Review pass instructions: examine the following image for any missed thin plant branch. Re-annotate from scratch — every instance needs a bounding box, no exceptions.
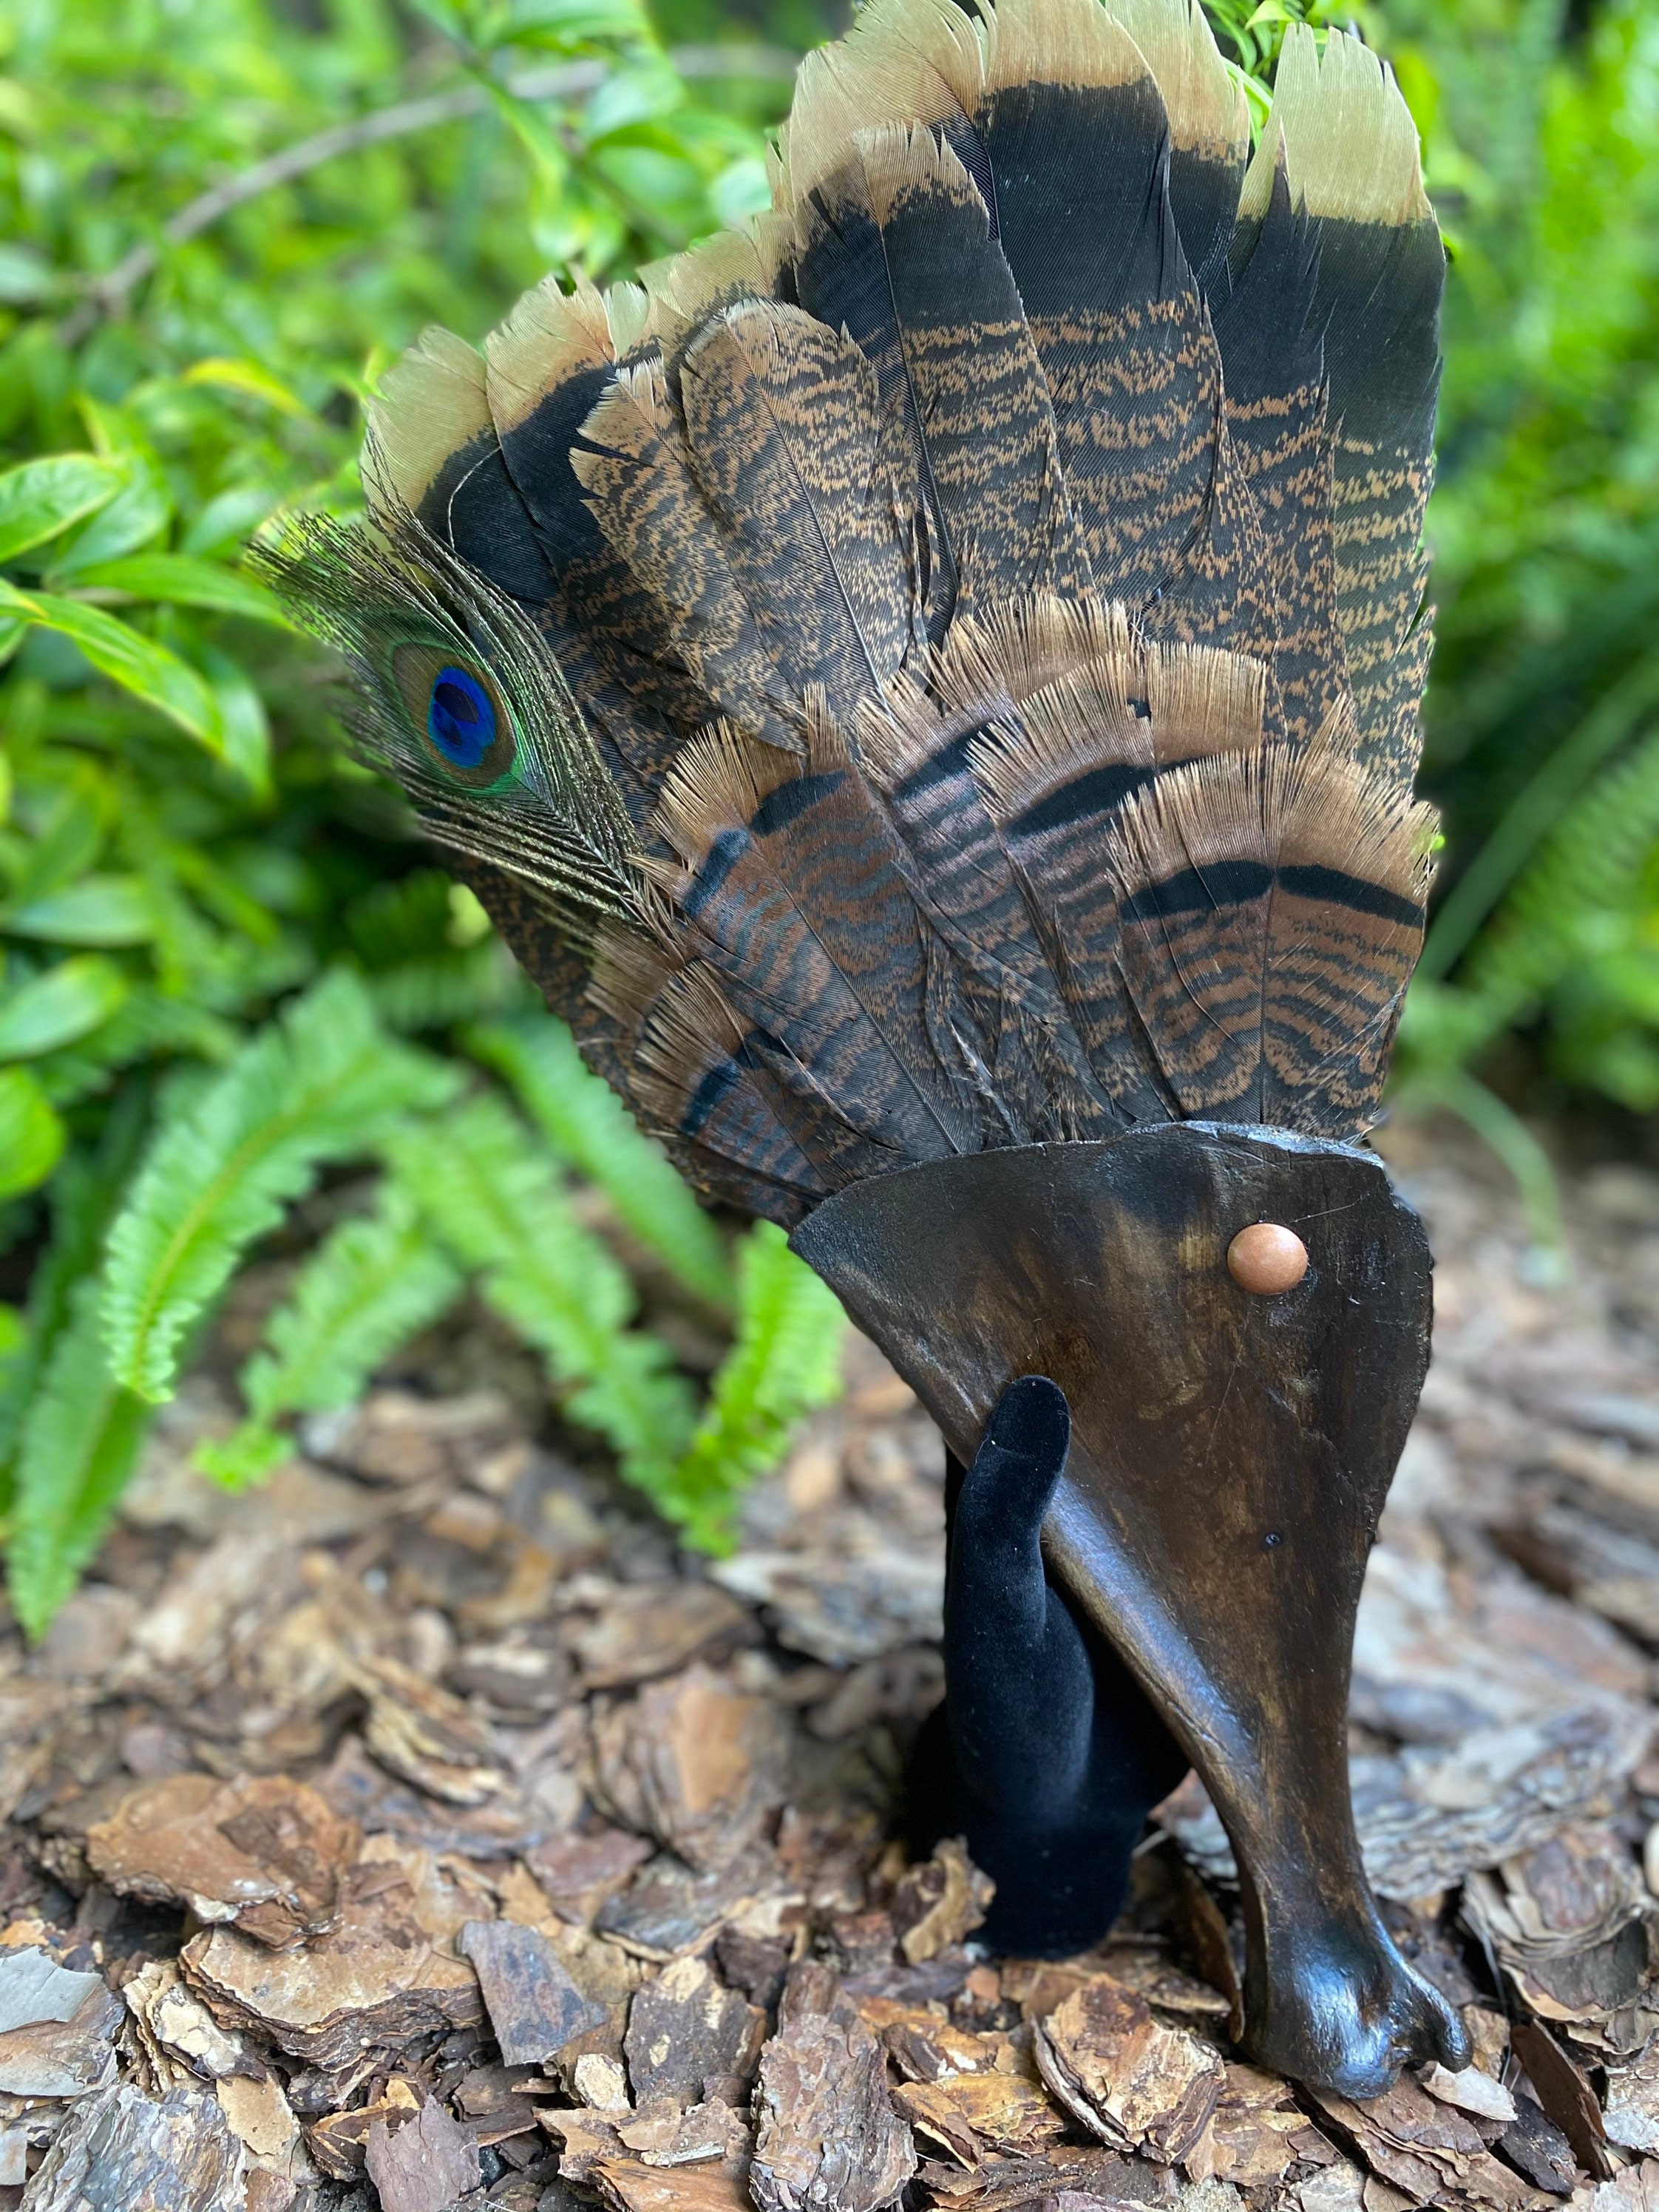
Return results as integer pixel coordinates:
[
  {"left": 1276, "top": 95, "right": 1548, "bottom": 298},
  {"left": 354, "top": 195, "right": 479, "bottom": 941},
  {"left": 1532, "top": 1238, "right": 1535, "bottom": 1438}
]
[{"left": 61, "top": 43, "right": 797, "bottom": 344}]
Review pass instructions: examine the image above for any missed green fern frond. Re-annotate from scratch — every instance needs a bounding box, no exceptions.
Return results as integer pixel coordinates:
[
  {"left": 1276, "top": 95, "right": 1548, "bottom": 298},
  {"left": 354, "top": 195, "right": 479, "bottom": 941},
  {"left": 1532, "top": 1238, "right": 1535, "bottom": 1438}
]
[
  {"left": 466, "top": 1014, "right": 733, "bottom": 1313},
  {"left": 385, "top": 1093, "right": 697, "bottom": 1497},
  {"left": 200, "top": 1184, "right": 463, "bottom": 1487},
  {"left": 1397, "top": 727, "right": 1659, "bottom": 1260},
  {"left": 657, "top": 1221, "right": 846, "bottom": 1555},
  {"left": 1459, "top": 722, "right": 1659, "bottom": 1044},
  {"left": 0, "top": 1082, "right": 152, "bottom": 1497},
  {"left": 345, "top": 869, "right": 458, "bottom": 966},
  {"left": 101, "top": 970, "right": 457, "bottom": 1403},
  {"left": 365, "top": 944, "right": 526, "bottom": 1034},
  {"left": 5, "top": 1278, "right": 153, "bottom": 1641}
]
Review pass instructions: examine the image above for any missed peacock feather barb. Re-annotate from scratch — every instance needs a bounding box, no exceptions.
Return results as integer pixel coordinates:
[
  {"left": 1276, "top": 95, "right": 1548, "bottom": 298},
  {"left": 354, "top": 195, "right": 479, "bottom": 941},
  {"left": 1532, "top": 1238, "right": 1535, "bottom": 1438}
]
[{"left": 263, "top": 0, "right": 1459, "bottom": 2096}]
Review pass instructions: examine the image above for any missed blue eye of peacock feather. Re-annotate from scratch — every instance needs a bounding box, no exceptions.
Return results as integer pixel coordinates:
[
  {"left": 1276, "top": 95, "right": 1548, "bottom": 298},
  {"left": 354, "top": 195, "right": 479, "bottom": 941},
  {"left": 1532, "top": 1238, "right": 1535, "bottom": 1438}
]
[{"left": 427, "top": 665, "right": 496, "bottom": 769}]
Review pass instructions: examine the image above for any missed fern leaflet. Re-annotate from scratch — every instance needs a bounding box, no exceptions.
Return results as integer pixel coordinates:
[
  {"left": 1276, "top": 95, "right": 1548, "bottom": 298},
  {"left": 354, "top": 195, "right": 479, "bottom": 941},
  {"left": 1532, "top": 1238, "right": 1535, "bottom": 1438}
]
[
  {"left": 6, "top": 1278, "right": 153, "bottom": 1641},
  {"left": 385, "top": 1094, "right": 696, "bottom": 1498},
  {"left": 658, "top": 1222, "right": 846, "bottom": 1554},
  {"left": 1461, "top": 722, "right": 1659, "bottom": 1031},
  {"left": 200, "top": 1184, "right": 463, "bottom": 1487},
  {"left": 467, "top": 1015, "right": 733, "bottom": 1314},
  {"left": 0, "top": 1082, "right": 152, "bottom": 1499},
  {"left": 101, "top": 970, "right": 457, "bottom": 1402}
]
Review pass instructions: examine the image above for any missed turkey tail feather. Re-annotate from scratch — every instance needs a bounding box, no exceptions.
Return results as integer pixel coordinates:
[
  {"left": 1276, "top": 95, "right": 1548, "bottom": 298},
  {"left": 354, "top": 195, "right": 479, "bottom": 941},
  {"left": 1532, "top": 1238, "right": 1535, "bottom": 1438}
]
[
  {"left": 793, "top": 123, "right": 1091, "bottom": 622},
  {"left": 1237, "top": 27, "right": 1443, "bottom": 784}
]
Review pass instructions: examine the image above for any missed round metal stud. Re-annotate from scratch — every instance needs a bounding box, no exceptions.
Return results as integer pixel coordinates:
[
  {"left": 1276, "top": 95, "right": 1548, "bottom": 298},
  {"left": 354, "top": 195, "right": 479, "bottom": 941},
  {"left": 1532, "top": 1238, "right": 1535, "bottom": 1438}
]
[{"left": 1227, "top": 1222, "right": 1309, "bottom": 1296}]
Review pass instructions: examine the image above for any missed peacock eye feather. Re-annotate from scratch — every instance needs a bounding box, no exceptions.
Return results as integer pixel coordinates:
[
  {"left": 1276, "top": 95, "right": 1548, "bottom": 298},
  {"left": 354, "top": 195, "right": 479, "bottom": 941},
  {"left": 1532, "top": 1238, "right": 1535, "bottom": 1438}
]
[
  {"left": 429, "top": 665, "right": 495, "bottom": 766},
  {"left": 390, "top": 643, "right": 520, "bottom": 790}
]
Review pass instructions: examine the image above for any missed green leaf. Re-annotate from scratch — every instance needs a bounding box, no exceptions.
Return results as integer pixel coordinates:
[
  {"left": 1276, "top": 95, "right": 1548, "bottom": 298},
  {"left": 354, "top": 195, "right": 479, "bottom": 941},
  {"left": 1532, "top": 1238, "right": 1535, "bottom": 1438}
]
[
  {"left": 200, "top": 642, "right": 273, "bottom": 793},
  {"left": 180, "top": 359, "right": 309, "bottom": 418},
  {"left": 4, "top": 764, "right": 109, "bottom": 909},
  {"left": 367, "top": 947, "right": 520, "bottom": 1032},
  {"left": 33, "top": 988, "right": 241, "bottom": 1110},
  {"left": 479, "top": 76, "right": 571, "bottom": 188},
  {"left": 101, "top": 970, "right": 457, "bottom": 1404},
  {"left": 0, "top": 1067, "right": 64, "bottom": 1199},
  {"left": 0, "top": 245, "right": 52, "bottom": 305},
  {"left": 710, "top": 155, "right": 771, "bottom": 225},
  {"left": 47, "top": 445, "right": 171, "bottom": 574},
  {"left": 0, "top": 954, "right": 128, "bottom": 1058},
  {"left": 387, "top": 1093, "right": 696, "bottom": 1490},
  {"left": 0, "top": 579, "right": 225, "bottom": 753},
  {"left": 512, "top": 0, "right": 649, "bottom": 39},
  {"left": 4, "top": 875, "right": 155, "bottom": 946},
  {"left": 658, "top": 1222, "right": 844, "bottom": 1553},
  {"left": 0, "top": 1081, "right": 153, "bottom": 1487},
  {"left": 181, "top": 487, "right": 280, "bottom": 560},
  {"left": 67, "top": 554, "right": 289, "bottom": 626},
  {"left": 5, "top": 1278, "right": 153, "bottom": 1641},
  {"left": 201, "top": 1186, "right": 461, "bottom": 1487},
  {"left": 0, "top": 455, "right": 122, "bottom": 564},
  {"left": 467, "top": 1014, "right": 733, "bottom": 1312}
]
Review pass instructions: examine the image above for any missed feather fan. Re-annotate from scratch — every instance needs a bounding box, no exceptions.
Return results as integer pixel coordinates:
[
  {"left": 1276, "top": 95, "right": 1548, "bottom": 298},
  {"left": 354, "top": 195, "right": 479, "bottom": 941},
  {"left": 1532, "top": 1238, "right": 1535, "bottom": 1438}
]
[{"left": 261, "top": 2, "right": 1442, "bottom": 1228}]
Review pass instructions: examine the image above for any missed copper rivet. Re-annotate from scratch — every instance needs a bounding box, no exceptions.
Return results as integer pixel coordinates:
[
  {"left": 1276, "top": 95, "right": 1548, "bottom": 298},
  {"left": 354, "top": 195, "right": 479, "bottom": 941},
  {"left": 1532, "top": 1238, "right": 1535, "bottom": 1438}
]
[{"left": 1227, "top": 1222, "right": 1309, "bottom": 1296}]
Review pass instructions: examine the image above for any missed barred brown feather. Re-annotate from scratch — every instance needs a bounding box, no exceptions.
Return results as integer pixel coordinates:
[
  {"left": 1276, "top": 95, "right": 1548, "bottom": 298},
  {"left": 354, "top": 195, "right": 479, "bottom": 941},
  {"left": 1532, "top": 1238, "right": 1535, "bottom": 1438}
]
[
  {"left": 651, "top": 713, "right": 980, "bottom": 1163},
  {"left": 793, "top": 125, "right": 1092, "bottom": 621},
  {"left": 676, "top": 303, "right": 925, "bottom": 715}
]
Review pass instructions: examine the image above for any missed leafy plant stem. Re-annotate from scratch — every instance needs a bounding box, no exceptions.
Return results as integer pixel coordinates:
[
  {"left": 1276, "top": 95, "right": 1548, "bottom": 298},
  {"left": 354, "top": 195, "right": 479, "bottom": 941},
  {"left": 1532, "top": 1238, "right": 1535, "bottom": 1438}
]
[{"left": 1394, "top": 1066, "right": 1567, "bottom": 1273}]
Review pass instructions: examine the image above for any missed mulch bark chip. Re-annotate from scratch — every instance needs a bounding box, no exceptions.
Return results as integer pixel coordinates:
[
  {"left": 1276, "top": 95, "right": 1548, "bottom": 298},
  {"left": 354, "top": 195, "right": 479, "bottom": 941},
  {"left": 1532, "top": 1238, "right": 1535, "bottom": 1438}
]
[
  {"left": 461, "top": 1919, "right": 609, "bottom": 2066},
  {"left": 749, "top": 1961, "right": 915, "bottom": 2212},
  {"left": 84, "top": 1772, "right": 355, "bottom": 1946},
  {"left": 1033, "top": 1974, "right": 1224, "bottom": 2166},
  {"left": 4, "top": 1139, "right": 1659, "bottom": 2208}
]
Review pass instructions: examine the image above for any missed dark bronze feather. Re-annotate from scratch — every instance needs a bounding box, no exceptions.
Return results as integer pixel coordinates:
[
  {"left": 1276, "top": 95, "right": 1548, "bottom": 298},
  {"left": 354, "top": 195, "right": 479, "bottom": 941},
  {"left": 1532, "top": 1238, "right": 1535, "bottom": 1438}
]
[
  {"left": 648, "top": 714, "right": 980, "bottom": 1166},
  {"left": 1106, "top": 727, "right": 1434, "bottom": 1126},
  {"left": 571, "top": 359, "right": 802, "bottom": 754},
  {"left": 793, "top": 126, "right": 1092, "bottom": 623},
  {"left": 1235, "top": 27, "right": 1443, "bottom": 784},
  {"left": 676, "top": 302, "right": 925, "bottom": 717}
]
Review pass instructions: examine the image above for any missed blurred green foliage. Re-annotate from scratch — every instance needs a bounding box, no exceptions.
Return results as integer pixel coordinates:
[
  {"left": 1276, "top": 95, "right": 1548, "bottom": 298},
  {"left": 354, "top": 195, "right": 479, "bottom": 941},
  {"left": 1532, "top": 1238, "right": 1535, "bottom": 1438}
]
[
  {"left": 1384, "top": 0, "right": 1659, "bottom": 1190},
  {"left": 0, "top": 0, "right": 1652, "bottom": 1623},
  {"left": 0, "top": 0, "right": 815, "bottom": 1628}
]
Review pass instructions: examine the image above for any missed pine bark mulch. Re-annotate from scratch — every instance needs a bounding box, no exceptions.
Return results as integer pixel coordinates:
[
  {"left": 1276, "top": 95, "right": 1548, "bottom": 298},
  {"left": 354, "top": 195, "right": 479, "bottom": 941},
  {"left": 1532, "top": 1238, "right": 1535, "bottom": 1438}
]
[{"left": 3, "top": 1130, "right": 1659, "bottom": 2211}]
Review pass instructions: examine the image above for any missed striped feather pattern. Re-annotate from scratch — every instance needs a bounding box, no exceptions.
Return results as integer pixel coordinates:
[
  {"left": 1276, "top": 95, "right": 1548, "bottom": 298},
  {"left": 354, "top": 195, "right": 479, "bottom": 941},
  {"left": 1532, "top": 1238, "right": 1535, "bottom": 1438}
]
[
  {"left": 477, "top": 282, "right": 702, "bottom": 807},
  {"left": 858, "top": 654, "right": 1119, "bottom": 1141},
  {"left": 1238, "top": 27, "right": 1442, "bottom": 784},
  {"left": 650, "top": 714, "right": 978, "bottom": 1164},
  {"left": 677, "top": 303, "right": 925, "bottom": 717},
  {"left": 622, "top": 953, "right": 835, "bottom": 1215},
  {"left": 267, "top": 0, "right": 1445, "bottom": 1229},
  {"left": 571, "top": 360, "right": 801, "bottom": 753},
  {"left": 970, "top": 639, "right": 1266, "bottom": 1116},
  {"left": 1224, "top": 383, "right": 1345, "bottom": 750},
  {"left": 1106, "top": 726, "right": 1434, "bottom": 1126},
  {"left": 793, "top": 126, "right": 1092, "bottom": 621}
]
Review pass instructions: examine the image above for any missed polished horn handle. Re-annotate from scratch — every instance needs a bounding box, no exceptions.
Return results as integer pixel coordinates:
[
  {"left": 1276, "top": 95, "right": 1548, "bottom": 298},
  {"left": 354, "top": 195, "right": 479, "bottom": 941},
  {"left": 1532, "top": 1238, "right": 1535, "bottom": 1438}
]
[{"left": 793, "top": 1123, "right": 1470, "bottom": 2098}]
